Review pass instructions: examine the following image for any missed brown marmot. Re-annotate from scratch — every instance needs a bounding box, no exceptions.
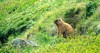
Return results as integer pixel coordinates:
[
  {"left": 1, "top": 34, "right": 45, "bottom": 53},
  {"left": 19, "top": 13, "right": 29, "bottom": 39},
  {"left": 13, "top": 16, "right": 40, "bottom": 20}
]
[{"left": 54, "top": 18, "right": 74, "bottom": 38}]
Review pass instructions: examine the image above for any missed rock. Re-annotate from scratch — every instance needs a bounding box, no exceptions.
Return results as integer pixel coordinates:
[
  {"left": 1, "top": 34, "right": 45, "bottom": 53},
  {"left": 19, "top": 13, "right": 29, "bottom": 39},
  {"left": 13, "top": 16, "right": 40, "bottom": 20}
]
[
  {"left": 11, "top": 38, "right": 26, "bottom": 48},
  {"left": 11, "top": 38, "right": 38, "bottom": 48},
  {"left": 97, "top": 24, "right": 100, "bottom": 29},
  {"left": 26, "top": 40, "right": 39, "bottom": 47},
  {"left": 50, "top": 26, "right": 57, "bottom": 36},
  {"left": 96, "top": 24, "right": 100, "bottom": 35}
]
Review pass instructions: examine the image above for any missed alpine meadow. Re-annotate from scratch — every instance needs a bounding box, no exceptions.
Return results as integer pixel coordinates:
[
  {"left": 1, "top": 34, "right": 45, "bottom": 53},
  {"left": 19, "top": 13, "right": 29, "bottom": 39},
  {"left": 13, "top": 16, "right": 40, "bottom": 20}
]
[{"left": 0, "top": 0, "right": 100, "bottom": 53}]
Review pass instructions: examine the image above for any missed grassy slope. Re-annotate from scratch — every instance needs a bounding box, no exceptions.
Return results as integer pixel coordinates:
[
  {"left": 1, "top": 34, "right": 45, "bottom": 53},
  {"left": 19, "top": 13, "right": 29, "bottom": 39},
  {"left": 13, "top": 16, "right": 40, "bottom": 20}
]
[
  {"left": 0, "top": 0, "right": 100, "bottom": 53},
  {"left": 32, "top": 35, "right": 100, "bottom": 53}
]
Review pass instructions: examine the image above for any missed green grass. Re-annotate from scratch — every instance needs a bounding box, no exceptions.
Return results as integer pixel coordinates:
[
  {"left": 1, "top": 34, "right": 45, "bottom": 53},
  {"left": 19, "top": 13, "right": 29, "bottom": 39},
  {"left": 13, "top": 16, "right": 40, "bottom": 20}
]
[
  {"left": 0, "top": 0, "right": 100, "bottom": 53},
  {"left": 32, "top": 35, "right": 100, "bottom": 53}
]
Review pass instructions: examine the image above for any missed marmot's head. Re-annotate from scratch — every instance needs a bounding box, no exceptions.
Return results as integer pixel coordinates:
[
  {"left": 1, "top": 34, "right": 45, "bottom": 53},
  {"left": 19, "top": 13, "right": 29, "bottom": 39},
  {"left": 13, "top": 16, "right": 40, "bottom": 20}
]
[{"left": 54, "top": 18, "right": 63, "bottom": 25}]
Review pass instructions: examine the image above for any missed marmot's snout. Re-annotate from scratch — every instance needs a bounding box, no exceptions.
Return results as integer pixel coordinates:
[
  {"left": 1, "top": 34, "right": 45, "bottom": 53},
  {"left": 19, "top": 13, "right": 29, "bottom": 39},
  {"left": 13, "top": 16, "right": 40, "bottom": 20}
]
[{"left": 54, "top": 20, "right": 58, "bottom": 24}]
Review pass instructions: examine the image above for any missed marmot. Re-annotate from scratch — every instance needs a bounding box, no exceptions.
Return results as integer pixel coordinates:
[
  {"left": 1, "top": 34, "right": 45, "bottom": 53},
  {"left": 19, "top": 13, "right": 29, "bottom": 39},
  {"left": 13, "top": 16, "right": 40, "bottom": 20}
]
[{"left": 54, "top": 18, "right": 74, "bottom": 38}]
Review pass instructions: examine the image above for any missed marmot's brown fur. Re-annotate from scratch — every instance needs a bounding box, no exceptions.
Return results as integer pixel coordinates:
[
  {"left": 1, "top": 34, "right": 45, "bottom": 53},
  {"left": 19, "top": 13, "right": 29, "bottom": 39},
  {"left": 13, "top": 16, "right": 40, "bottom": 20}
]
[{"left": 54, "top": 18, "right": 74, "bottom": 38}]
